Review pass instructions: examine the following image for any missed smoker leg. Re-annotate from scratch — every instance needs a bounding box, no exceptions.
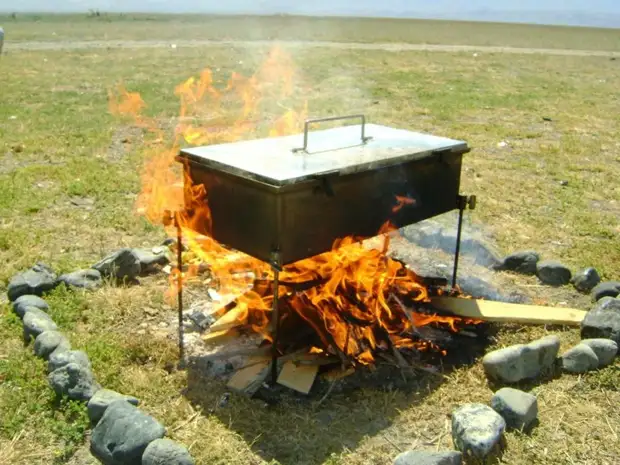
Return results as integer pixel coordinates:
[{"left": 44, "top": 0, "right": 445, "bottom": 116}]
[
  {"left": 452, "top": 199, "right": 466, "bottom": 289},
  {"left": 270, "top": 267, "right": 281, "bottom": 386},
  {"left": 452, "top": 195, "right": 476, "bottom": 290},
  {"left": 176, "top": 215, "right": 185, "bottom": 366}
]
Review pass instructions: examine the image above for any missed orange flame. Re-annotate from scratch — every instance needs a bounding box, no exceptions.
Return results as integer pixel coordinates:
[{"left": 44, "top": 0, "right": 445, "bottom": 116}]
[
  {"left": 392, "top": 195, "right": 416, "bottom": 213},
  {"left": 109, "top": 46, "right": 476, "bottom": 366}
]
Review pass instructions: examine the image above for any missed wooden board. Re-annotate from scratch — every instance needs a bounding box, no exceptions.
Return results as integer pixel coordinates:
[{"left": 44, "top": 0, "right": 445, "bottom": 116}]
[
  {"left": 322, "top": 366, "right": 355, "bottom": 382},
  {"left": 430, "top": 297, "right": 587, "bottom": 326},
  {"left": 277, "top": 361, "right": 319, "bottom": 395},
  {"left": 209, "top": 306, "right": 246, "bottom": 332},
  {"left": 227, "top": 356, "right": 271, "bottom": 395},
  {"left": 201, "top": 328, "right": 240, "bottom": 345}
]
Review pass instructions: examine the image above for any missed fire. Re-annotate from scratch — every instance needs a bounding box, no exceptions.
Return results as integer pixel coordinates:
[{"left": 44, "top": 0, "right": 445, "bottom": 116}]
[
  {"left": 109, "top": 46, "right": 476, "bottom": 367},
  {"left": 392, "top": 195, "right": 416, "bottom": 213}
]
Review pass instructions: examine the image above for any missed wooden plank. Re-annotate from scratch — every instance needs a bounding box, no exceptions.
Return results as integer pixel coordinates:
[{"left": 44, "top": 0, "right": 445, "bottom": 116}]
[
  {"left": 277, "top": 361, "right": 319, "bottom": 395},
  {"left": 201, "top": 328, "right": 239, "bottom": 345},
  {"left": 209, "top": 306, "right": 246, "bottom": 332},
  {"left": 430, "top": 297, "right": 587, "bottom": 326},
  {"left": 322, "top": 366, "right": 355, "bottom": 382},
  {"left": 226, "top": 356, "right": 271, "bottom": 395}
]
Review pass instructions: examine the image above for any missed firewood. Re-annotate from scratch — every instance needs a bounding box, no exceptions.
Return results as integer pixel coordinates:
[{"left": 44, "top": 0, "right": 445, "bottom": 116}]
[
  {"left": 208, "top": 306, "right": 246, "bottom": 332},
  {"left": 322, "top": 366, "right": 355, "bottom": 381},
  {"left": 226, "top": 355, "right": 272, "bottom": 396},
  {"left": 201, "top": 328, "right": 240, "bottom": 345},
  {"left": 430, "top": 297, "right": 587, "bottom": 326},
  {"left": 277, "top": 361, "right": 319, "bottom": 394}
]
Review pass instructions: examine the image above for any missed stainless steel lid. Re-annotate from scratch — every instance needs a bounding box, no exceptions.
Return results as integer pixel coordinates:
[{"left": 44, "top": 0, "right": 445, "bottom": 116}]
[{"left": 179, "top": 116, "right": 469, "bottom": 186}]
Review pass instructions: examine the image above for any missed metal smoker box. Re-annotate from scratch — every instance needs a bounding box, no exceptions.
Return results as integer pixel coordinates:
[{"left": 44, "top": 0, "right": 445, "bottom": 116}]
[{"left": 177, "top": 115, "right": 470, "bottom": 267}]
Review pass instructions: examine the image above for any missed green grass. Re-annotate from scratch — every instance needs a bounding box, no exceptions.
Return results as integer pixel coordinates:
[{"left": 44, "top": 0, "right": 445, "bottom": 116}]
[
  {"left": 1, "top": 13, "right": 620, "bottom": 51},
  {"left": 1, "top": 16, "right": 620, "bottom": 465}
]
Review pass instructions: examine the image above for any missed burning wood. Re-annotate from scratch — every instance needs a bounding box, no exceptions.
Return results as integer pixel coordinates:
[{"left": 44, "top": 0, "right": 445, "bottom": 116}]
[{"left": 197, "top": 230, "right": 481, "bottom": 375}]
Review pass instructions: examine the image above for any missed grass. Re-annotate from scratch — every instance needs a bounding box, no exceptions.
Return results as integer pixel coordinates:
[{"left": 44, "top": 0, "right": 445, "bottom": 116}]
[
  {"left": 1, "top": 15, "right": 620, "bottom": 465},
  {"left": 1, "top": 13, "right": 620, "bottom": 51}
]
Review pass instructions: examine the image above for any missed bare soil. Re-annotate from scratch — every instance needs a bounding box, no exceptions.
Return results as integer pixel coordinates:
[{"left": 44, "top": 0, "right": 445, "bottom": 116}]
[{"left": 6, "top": 39, "right": 620, "bottom": 57}]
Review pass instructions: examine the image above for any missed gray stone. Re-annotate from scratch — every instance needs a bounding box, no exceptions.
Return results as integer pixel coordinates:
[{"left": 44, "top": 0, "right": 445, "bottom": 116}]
[
  {"left": 580, "top": 339, "right": 618, "bottom": 368},
  {"left": 438, "top": 232, "right": 503, "bottom": 269},
  {"left": 494, "top": 250, "right": 540, "bottom": 275},
  {"left": 536, "top": 260, "right": 572, "bottom": 286},
  {"left": 561, "top": 344, "right": 599, "bottom": 373},
  {"left": 7, "top": 262, "right": 58, "bottom": 301},
  {"left": 23, "top": 308, "right": 57, "bottom": 343},
  {"left": 591, "top": 282, "right": 620, "bottom": 302},
  {"left": 571, "top": 268, "right": 601, "bottom": 293},
  {"left": 87, "top": 389, "right": 140, "bottom": 424},
  {"left": 12, "top": 295, "right": 49, "bottom": 319},
  {"left": 403, "top": 222, "right": 502, "bottom": 269},
  {"left": 581, "top": 297, "right": 620, "bottom": 344},
  {"left": 48, "top": 349, "right": 92, "bottom": 373},
  {"left": 142, "top": 438, "right": 195, "bottom": 465},
  {"left": 48, "top": 362, "right": 101, "bottom": 401},
  {"left": 482, "top": 335, "right": 560, "bottom": 383},
  {"left": 490, "top": 388, "right": 538, "bottom": 431},
  {"left": 58, "top": 269, "right": 103, "bottom": 290},
  {"left": 33, "top": 331, "right": 71, "bottom": 360},
  {"left": 133, "top": 248, "right": 170, "bottom": 274},
  {"left": 402, "top": 223, "right": 443, "bottom": 248},
  {"left": 393, "top": 450, "right": 462, "bottom": 465},
  {"left": 451, "top": 403, "right": 506, "bottom": 460},
  {"left": 92, "top": 248, "right": 141, "bottom": 281},
  {"left": 90, "top": 400, "right": 165, "bottom": 465}
]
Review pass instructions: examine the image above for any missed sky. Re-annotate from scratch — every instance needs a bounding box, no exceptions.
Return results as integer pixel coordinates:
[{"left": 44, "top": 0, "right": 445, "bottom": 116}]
[{"left": 3, "top": 0, "right": 620, "bottom": 27}]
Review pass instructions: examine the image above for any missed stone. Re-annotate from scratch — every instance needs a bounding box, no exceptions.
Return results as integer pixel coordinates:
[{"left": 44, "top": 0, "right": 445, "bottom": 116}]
[
  {"left": 581, "top": 297, "right": 620, "bottom": 344},
  {"left": 12, "top": 295, "right": 49, "bottom": 319},
  {"left": 494, "top": 250, "right": 539, "bottom": 275},
  {"left": 90, "top": 400, "right": 165, "bottom": 465},
  {"left": 571, "top": 268, "right": 601, "bottom": 293},
  {"left": 48, "top": 349, "right": 92, "bottom": 373},
  {"left": 490, "top": 388, "right": 538, "bottom": 431},
  {"left": 87, "top": 389, "right": 140, "bottom": 424},
  {"left": 580, "top": 338, "right": 618, "bottom": 367},
  {"left": 33, "top": 331, "right": 71, "bottom": 360},
  {"left": 403, "top": 222, "right": 502, "bottom": 269},
  {"left": 482, "top": 335, "right": 560, "bottom": 383},
  {"left": 393, "top": 450, "right": 462, "bottom": 465},
  {"left": 142, "top": 438, "right": 195, "bottom": 465},
  {"left": 58, "top": 269, "right": 103, "bottom": 290},
  {"left": 591, "top": 282, "right": 620, "bottom": 302},
  {"left": 561, "top": 344, "right": 599, "bottom": 373},
  {"left": 7, "top": 262, "right": 58, "bottom": 301},
  {"left": 451, "top": 403, "right": 506, "bottom": 460},
  {"left": 48, "top": 362, "right": 101, "bottom": 401},
  {"left": 456, "top": 275, "right": 528, "bottom": 304},
  {"left": 438, "top": 232, "right": 503, "bottom": 269},
  {"left": 536, "top": 260, "right": 572, "bottom": 286},
  {"left": 23, "top": 308, "right": 58, "bottom": 342},
  {"left": 92, "top": 248, "right": 141, "bottom": 281},
  {"left": 133, "top": 248, "right": 170, "bottom": 274}
]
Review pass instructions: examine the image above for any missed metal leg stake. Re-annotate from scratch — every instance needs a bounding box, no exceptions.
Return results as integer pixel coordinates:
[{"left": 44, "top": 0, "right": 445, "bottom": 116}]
[
  {"left": 452, "top": 204, "right": 465, "bottom": 289},
  {"left": 270, "top": 267, "right": 280, "bottom": 386},
  {"left": 176, "top": 215, "right": 185, "bottom": 365},
  {"left": 452, "top": 195, "right": 476, "bottom": 290}
]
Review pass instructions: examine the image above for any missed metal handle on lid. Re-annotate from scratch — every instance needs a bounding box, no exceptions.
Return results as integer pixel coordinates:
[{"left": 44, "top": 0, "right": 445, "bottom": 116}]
[{"left": 292, "top": 114, "right": 372, "bottom": 153}]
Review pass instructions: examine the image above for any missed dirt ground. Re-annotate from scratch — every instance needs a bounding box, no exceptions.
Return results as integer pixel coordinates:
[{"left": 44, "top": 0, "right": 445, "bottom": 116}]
[{"left": 6, "top": 39, "right": 620, "bottom": 57}]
